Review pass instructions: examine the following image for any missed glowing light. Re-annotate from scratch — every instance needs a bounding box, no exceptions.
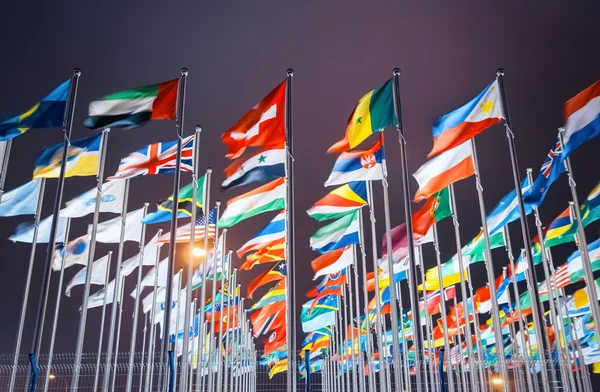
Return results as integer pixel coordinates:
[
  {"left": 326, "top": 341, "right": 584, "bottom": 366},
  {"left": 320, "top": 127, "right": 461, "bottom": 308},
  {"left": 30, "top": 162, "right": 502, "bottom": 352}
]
[
  {"left": 48, "top": 374, "right": 56, "bottom": 380},
  {"left": 192, "top": 248, "right": 206, "bottom": 257},
  {"left": 491, "top": 376, "right": 503, "bottom": 386}
]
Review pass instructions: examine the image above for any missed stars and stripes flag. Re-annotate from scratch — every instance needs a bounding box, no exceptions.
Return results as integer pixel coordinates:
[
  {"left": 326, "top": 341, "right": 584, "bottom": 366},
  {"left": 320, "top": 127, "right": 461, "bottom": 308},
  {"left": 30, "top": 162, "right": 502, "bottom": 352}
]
[
  {"left": 108, "top": 135, "right": 195, "bottom": 181},
  {"left": 158, "top": 208, "right": 217, "bottom": 243}
]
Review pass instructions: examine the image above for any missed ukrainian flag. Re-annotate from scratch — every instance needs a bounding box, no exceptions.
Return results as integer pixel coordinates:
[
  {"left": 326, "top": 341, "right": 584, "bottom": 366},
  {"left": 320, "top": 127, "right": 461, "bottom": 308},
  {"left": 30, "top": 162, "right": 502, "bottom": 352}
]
[
  {"left": 0, "top": 80, "right": 70, "bottom": 141},
  {"left": 33, "top": 134, "right": 101, "bottom": 179}
]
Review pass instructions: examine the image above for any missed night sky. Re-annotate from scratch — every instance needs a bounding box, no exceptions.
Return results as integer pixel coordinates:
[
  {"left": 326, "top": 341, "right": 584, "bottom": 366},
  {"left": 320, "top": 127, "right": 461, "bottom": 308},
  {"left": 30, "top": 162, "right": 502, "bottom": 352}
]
[{"left": 0, "top": 0, "right": 598, "bottom": 372}]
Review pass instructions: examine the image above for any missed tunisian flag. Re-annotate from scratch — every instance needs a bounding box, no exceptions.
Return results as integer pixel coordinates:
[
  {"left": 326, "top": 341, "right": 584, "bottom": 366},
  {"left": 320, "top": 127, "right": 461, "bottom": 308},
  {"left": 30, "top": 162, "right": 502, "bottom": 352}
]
[{"left": 221, "top": 81, "right": 287, "bottom": 159}]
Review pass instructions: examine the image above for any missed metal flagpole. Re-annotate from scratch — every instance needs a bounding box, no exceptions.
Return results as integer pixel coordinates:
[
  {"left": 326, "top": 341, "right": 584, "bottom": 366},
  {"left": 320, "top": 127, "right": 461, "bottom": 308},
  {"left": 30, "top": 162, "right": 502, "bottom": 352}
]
[
  {"left": 336, "top": 303, "right": 346, "bottom": 392},
  {"left": 207, "top": 201, "right": 222, "bottom": 392},
  {"left": 502, "top": 266, "right": 522, "bottom": 392},
  {"left": 391, "top": 68, "right": 423, "bottom": 392},
  {"left": 145, "top": 229, "right": 163, "bottom": 392},
  {"left": 342, "top": 281, "right": 351, "bottom": 391},
  {"left": 495, "top": 69, "right": 553, "bottom": 390},
  {"left": 417, "top": 253, "right": 431, "bottom": 392},
  {"left": 140, "top": 312, "right": 149, "bottom": 392},
  {"left": 28, "top": 69, "right": 80, "bottom": 392},
  {"left": 42, "top": 218, "right": 72, "bottom": 392},
  {"left": 465, "top": 265, "right": 488, "bottom": 391},
  {"left": 448, "top": 184, "right": 480, "bottom": 392},
  {"left": 126, "top": 204, "right": 150, "bottom": 392},
  {"left": 173, "top": 270, "right": 183, "bottom": 390},
  {"left": 358, "top": 211, "right": 375, "bottom": 392},
  {"left": 468, "top": 136, "right": 511, "bottom": 390},
  {"left": 188, "top": 298, "right": 197, "bottom": 390},
  {"left": 283, "top": 68, "right": 297, "bottom": 392},
  {"left": 520, "top": 250, "right": 541, "bottom": 392},
  {"left": 451, "top": 302, "right": 465, "bottom": 391},
  {"left": 93, "top": 251, "right": 113, "bottom": 392},
  {"left": 111, "top": 274, "right": 126, "bottom": 392},
  {"left": 102, "top": 177, "right": 130, "bottom": 392},
  {"left": 432, "top": 223, "right": 455, "bottom": 392},
  {"left": 70, "top": 127, "right": 111, "bottom": 391},
  {"left": 562, "top": 297, "right": 583, "bottom": 392},
  {"left": 503, "top": 228, "right": 534, "bottom": 391},
  {"left": 366, "top": 180, "right": 389, "bottom": 392},
  {"left": 181, "top": 125, "right": 202, "bottom": 392},
  {"left": 9, "top": 178, "right": 46, "bottom": 392},
  {"left": 0, "top": 139, "right": 13, "bottom": 201},
  {"left": 346, "top": 264, "right": 359, "bottom": 391},
  {"left": 195, "top": 167, "right": 212, "bottom": 389},
  {"left": 216, "top": 248, "right": 231, "bottom": 392},
  {"left": 351, "top": 246, "right": 366, "bottom": 392},
  {"left": 163, "top": 68, "right": 189, "bottom": 383},
  {"left": 223, "top": 270, "right": 237, "bottom": 392}
]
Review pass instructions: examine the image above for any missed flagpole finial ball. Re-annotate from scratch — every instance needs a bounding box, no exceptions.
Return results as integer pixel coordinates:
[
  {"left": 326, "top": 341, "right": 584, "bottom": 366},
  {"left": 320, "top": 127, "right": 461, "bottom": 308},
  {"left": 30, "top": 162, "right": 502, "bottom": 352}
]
[
  {"left": 496, "top": 68, "right": 505, "bottom": 77},
  {"left": 393, "top": 68, "right": 401, "bottom": 76},
  {"left": 206, "top": 167, "right": 212, "bottom": 174},
  {"left": 195, "top": 125, "right": 202, "bottom": 133},
  {"left": 144, "top": 201, "right": 150, "bottom": 207},
  {"left": 215, "top": 201, "right": 221, "bottom": 206},
  {"left": 526, "top": 167, "right": 533, "bottom": 174},
  {"left": 73, "top": 68, "right": 82, "bottom": 76},
  {"left": 568, "top": 201, "right": 575, "bottom": 206},
  {"left": 558, "top": 127, "right": 565, "bottom": 133},
  {"left": 286, "top": 69, "right": 294, "bottom": 77},
  {"left": 181, "top": 68, "right": 189, "bottom": 76}
]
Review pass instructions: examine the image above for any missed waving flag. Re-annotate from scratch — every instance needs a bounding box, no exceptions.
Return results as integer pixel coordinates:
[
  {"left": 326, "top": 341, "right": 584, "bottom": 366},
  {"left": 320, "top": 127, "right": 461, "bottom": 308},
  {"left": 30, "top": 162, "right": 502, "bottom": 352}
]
[
  {"left": 158, "top": 208, "right": 217, "bottom": 243},
  {"left": 61, "top": 179, "right": 125, "bottom": 218},
  {"left": 429, "top": 80, "right": 503, "bottom": 158},
  {"left": 561, "top": 181, "right": 600, "bottom": 241},
  {"left": 264, "top": 324, "right": 287, "bottom": 355},
  {"left": 310, "top": 210, "right": 359, "bottom": 254},
  {"left": 251, "top": 280, "right": 286, "bottom": 310},
  {"left": 33, "top": 134, "right": 102, "bottom": 179},
  {"left": 486, "top": 178, "right": 533, "bottom": 235},
  {"left": 301, "top": 296, "right": 338, "bottom": 332},
  {"left": 218, "top": 178, "right": 285, "bottom": 228},
  {"left": 567, "top": 238, "right": 600, "bottom": 283},
  {"left": 237, "top": 211, "right": 285, "bottom": 257},
  {"left": 65, "top": 253, "right": 110, "bottom": 297},
  {"left": 0, "top": 79, "right": 70, "bottom": 141},
  {"left": 328, "top": 79, "right": 395, "bottom": 153},
  {"left": 412, "top": 187, "right": 451, "bottom": 237},
  {"left": 247, "top": 260, "right": 287, "bottom": 299},
  {"left": 9, "top": 215, "right": 67, "bottom": 243},
  {"left": 51, "top": 233, "right": 90, "bottom": 271},
  {"left": 562, "top": 81, "right": 600, "bottom": 157},
  {"left": 84, "top": 79, "right": 178, "bottom": 130},
  {"left": 108, "top": 135, "right": 194, "bottom": 180},
  {"left": 240, "top": 239, "right": 285, "bottom": 270},
  {"left": 95, "top": 207, "right": 144, "bottom": 243},
  {"left": 222, "top": 145, "right": 285, "bottom": 190},
  {"left": 307, "top": 181, "right": 368, "bottom": 221},
  {"left": 544, "top": 207, "right": 573, "bottom": 248},
  {"left": 311, "top": 246, "right": 353, "bottom": 279},
  {"left": 523, "top": 135, "right": 565, "bottom": 207},
  {"left": 143, "top": 176, "right": 205, "bottom": 224},
  {"left": 0, "top": 180, "right": 41, "bottom": 217},
  {"left": 413, "top": 141, "right": 474, "bottom": 201},
  {"left": 325, "top": 139, "right": 383, "bottom": 187},
  {"left": 222, "top": 81, "right": 286, "bottom": 159}
]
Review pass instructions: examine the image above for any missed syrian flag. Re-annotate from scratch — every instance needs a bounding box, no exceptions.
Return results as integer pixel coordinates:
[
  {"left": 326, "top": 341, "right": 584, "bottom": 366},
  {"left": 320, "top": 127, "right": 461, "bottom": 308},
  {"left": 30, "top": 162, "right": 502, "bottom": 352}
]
[
  {"left": 221, "top": 145, "right": 285, "bottom": 190},
  {"left": 221, "top": 81, "right": 287, "bottom": 159},
  {"left": 84, "top": 79, "right": 179, "bottom": 130}
]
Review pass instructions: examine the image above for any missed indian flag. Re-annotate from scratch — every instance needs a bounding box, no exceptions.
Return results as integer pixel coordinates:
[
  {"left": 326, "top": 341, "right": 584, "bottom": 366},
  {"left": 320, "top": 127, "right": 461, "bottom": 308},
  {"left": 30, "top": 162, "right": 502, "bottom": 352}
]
[
  {"left": 84, "top": 79, "right": 179, "bottom": 130},
  {"left": 217, "top": 177, "right": 285, "bottom": 228},
  {"left": 328, "top": 79, "right": 396, "bottom": 153}
]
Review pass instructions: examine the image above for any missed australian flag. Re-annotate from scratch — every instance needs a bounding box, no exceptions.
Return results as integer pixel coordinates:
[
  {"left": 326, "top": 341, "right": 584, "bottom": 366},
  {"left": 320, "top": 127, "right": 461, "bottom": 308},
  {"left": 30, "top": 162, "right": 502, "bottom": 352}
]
[{"left": 523, "top": 134, "right": 566, "bottom": 207}]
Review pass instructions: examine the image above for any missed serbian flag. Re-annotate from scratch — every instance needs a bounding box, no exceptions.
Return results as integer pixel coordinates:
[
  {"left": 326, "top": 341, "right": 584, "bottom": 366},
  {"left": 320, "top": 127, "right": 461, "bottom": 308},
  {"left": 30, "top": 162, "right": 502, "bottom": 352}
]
[
  {"left": 429, "top": 80, "right": 503, "bottom": 158},
  {"left": 413, "top": 140, "right": 474, "bottom": 202},
  {"left": 221, "top": 81, "right": 287, "bottom": 159}
]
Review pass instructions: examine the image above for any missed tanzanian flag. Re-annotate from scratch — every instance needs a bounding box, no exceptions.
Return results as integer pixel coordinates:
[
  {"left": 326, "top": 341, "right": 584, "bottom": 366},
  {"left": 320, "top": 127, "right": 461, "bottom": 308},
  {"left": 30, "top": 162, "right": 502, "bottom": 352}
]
[
  {"left": 328, "top": 79, "right": 396, "bottom": 153},
  {"left": 142, "top": 176, "right": 205, "bottom": 224},
  {"left": 84, "top": 79, "right": 178, "bottom": 130},
  {"left": 0, "top": 80, "right": 70, "bottom": 141}
]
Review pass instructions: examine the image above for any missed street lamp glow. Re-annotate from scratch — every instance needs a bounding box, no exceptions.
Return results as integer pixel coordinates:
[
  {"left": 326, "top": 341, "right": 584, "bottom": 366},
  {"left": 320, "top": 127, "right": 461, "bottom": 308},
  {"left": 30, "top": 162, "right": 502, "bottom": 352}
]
[
  {"left": 48, "top": 374, "right": 56, "bottom": 380},
  {"left": 491, "top": 376, "right": 503, "bottom": 386},
  {"left": 192, "top": 247, "right": 206, "bottom": 257}
]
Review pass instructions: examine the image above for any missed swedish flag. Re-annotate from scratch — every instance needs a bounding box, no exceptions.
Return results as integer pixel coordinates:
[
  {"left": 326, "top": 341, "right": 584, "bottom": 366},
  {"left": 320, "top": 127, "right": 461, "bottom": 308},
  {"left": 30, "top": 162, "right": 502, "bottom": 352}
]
[{"left": 0, "top": 80, "right": 70, "bottom": 141}]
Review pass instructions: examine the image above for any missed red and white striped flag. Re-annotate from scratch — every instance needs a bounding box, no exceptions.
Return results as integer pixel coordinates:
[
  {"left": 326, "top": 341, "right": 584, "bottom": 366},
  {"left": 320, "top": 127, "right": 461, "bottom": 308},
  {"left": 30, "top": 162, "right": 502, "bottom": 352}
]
[{"left": 158, "top": 209, "right": 216, "bottom": 244}]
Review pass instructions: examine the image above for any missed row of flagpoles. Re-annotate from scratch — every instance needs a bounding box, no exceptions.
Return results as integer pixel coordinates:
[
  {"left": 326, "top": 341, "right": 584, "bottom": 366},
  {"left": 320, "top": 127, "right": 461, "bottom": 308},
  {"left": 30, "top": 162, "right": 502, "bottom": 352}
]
[{"left": 0, "top": 64, "right": 599, "bottom": 392}]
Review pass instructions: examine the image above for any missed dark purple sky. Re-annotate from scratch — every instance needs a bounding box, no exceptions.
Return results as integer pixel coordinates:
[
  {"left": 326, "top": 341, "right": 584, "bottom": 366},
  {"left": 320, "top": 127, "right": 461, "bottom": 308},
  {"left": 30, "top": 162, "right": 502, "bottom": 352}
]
[{"left": 0, "top": 0, "right": 598, "bottom": 366}]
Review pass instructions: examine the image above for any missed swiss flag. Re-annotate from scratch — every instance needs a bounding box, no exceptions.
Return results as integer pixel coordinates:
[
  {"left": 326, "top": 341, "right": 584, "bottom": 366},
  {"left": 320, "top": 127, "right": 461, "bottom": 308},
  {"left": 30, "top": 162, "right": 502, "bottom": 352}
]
[{"left": 222, "top": 81, "right": 287, "bottom": 159}]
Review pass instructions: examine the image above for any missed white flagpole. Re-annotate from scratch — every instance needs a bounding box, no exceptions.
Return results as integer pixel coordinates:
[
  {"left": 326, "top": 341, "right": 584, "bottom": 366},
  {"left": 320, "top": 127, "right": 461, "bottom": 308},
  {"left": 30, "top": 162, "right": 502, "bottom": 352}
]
[
  {"left": 207, "top": 201, "right": 222, "bottom": 392},
  {"left": 126, "top": 204, "right": 150, "bottom": 392},
  {"left": 350, "top": 246, "right": 366, "bottom": 392},
  {"left": 357, "top": 210, "right": 375, "bottom": 392},
  {"left": 223, "top": 270, "right": 236, "bottom": 392},
  {"left": 173, "top": 270, "right": 183, "bottom": 390},
  {"left": 465, "top": 265, "right": 487, "bottom": 390},
  {"left": 145, "top": 229, "right": 163, "bottom": 392},
  {"left": 102, "top": 178, "right": 131, "bottom": 392},
  {"left": 416, "top": 247, "right": 433, "bottom": 392},
  {"left": 0, "top": 139, "right": 13, "bottom": 201},
  {"left": 111, "top": 274, "right": 126, "bottom": 392},
  {"left": 9, "top": 178, "right": 46, "bottom": 392},
  {"left": 42, "top": 218, "right": 72, "bottom": 392},
  {"left": 520, "top": 250, "right": 542, "bottom": 392},
  {"left": 216, "top": 248, "right": 231, "bottom": 392},
  {"left": 70, "top": 127, "right": 111, "bottom": 391},
  {"left": 93, "top": 251, "right": 114, "bottom": 392},
  {"left": 341, "top": 278, "right": 350, "bottom": 390},
  {"left": 139, "top": 312, "right": 149, "bottom": 392}
]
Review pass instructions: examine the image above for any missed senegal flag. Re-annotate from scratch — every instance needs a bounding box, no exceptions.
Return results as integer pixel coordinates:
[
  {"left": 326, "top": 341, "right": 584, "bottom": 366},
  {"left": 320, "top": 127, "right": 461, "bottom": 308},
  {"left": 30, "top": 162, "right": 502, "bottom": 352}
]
[
  {"left": 84, "top": 79, "right": 178, "bottom": 130},
  {"left": 328, "top": 79, "right": 396, "bottom": 153}
]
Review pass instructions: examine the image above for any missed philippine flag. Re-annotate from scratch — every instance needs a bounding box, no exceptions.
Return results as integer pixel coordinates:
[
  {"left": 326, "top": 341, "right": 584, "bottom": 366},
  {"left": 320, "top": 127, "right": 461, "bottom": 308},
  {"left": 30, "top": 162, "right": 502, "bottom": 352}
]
[
  {"left": 429, "top": 80, "right": 503, "bottom": 158},
  {"left": 325, "top": 139, "right": 384, "bottom": 187}
]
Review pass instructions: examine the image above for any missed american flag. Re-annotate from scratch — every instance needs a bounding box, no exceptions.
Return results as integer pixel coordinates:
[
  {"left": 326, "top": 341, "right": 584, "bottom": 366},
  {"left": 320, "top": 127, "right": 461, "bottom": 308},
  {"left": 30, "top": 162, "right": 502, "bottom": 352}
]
[
  {"left": 107, "top": 135, "right": 195, "bottom": 180},
  {"left": 539, "top": 264, "right": 571, "bottom": 295},
  {"left": 158, "top": 208, "right": 217, "bottom": 243}
]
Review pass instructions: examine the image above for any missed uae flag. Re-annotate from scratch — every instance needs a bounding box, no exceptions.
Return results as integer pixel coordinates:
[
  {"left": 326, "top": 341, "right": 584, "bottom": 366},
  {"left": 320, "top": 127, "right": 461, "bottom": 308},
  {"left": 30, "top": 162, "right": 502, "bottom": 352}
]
[{"left": 84, "top": 79, "right": 179, "bottom": 130}]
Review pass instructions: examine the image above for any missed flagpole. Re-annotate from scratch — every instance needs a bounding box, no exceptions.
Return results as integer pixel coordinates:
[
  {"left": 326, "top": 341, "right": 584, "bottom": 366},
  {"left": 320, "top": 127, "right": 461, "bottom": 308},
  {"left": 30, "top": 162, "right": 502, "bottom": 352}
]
[
  {"left": 562, "top": 298, "right": 583, "bottom": 392},
  {"left": 502, "top": 266, "right": 522, "bottom": 392},
  {"left": 464, "top": 265, "right": 487, "bottom": 391},
  {"left": 447, "top": 184, "right": 480, "bottom": 392},
  {"left": 351, "top": 246, "right": 366, "bottom": 392},
  {"left": 283, "top": 68, "right": 297, "bottom": 392},
  {"left": 357, "top": 209, "right": 375, "bottom": 392},
  {"left": 93, "top": 251, "right": 113, "bottom": 392},
  {"left": 28, "top": 68, "right": 80, "bottom": 392},
  {"left": 126, "top": 204, "right": 150, "bottom": 392},
  {"left": 180, "top": 125, "right": 202, "bottom": 392},
  {"left": 216, "top": 248, "right": 231, "bottom": 392},
  {"left": 163, "top": 68, "right": 189, "bottom": 380},
  {"left": 145, "top": 229, "right": 163, "bottom": 392},
  {"left": 342, "top": 277, "right": 351, "bottom": 390},
  {"left": 366, "top": 181, "right": 389, "bottom": 392},
  {"left": 112, "top": 274, "right": 126, "bottom": 392},
  {"left": 207, "top": 201, "right": 222, "bottom": 392},
  {"left": 42, "top": 217, "right": 71, "bottom": 392},
  {"left": 0, "top": 139, "right": 13, "bottom": 201},
  {"left": 519, "top": 249, "right": 542, "bottom": 392},
  {"left": 9, "top": 178, "right": 46, "bottom": 392},
  {"left": 173, "top": 269, "right": 183, "bottom": 391},
  {"left": 70, "top": 126, "right": 111, "bottom": 391},
  {"left": 432, "top": 223, "right": 455, "bottom": 392},
  {"left": 103, "top": 178, "right": 131, "bottom": 392},
  {"left": 391, "top": 68, "right": 423, "bottom": 392},
  {"left": 223, "top": 269, "right": 236, "bottom": 392},
  {"left": 140, "top": 312, "right": 149, "bottom": 392},
  {"left": 417, "top": 248, "right": 432, "bottom": 392},
  {"left": 346, "top": 263, "right": 359, "bottom": 391}
]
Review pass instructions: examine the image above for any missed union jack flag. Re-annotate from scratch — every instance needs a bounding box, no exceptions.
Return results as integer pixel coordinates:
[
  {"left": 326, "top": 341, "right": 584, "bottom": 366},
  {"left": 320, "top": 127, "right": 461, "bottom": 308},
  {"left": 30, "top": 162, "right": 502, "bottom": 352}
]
[
  {"left": 158, "top": 208, "right": 217, "bottom": 243},
  {"left": 540, "top": 137, "right": 562, "bottom": 178},
  {"left": 108, "top": 135, "right": 195, "bottom": 180}
]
